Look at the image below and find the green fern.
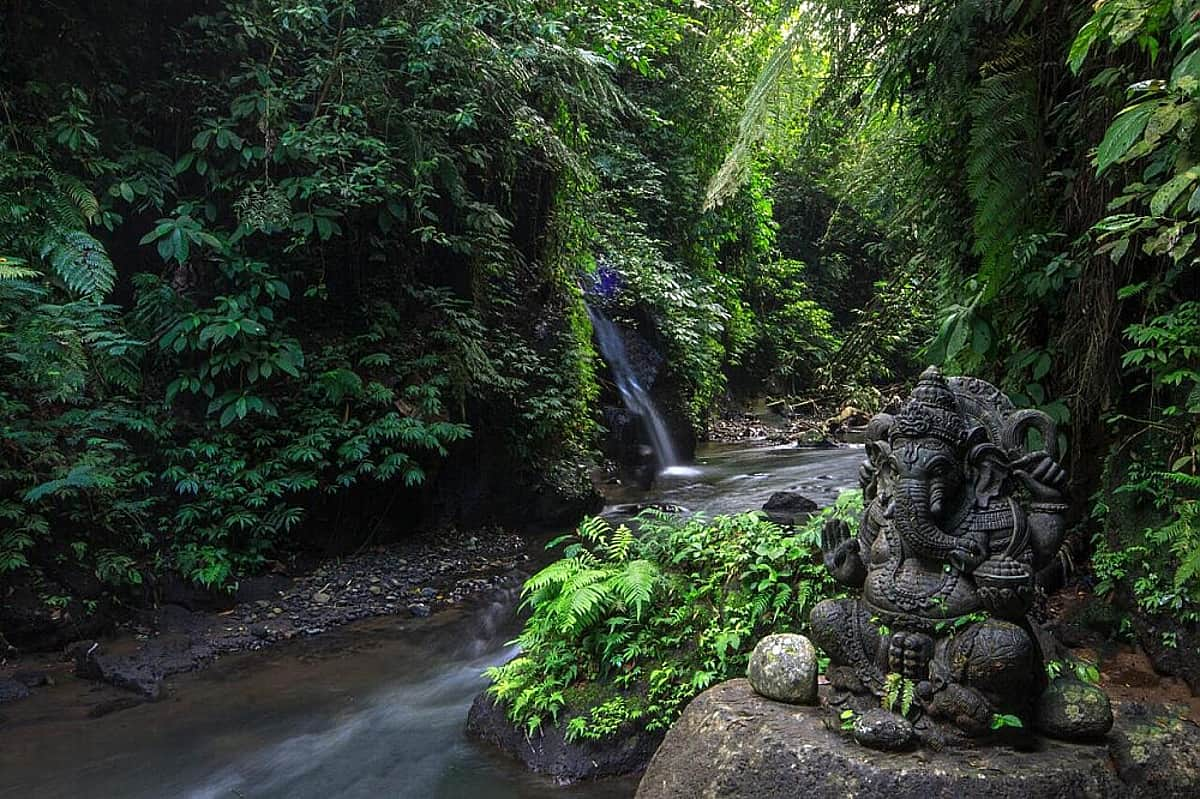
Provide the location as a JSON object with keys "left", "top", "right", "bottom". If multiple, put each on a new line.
{"left": 52, "top": 172, "right": 100, "bottom": 224}
{"left": 39, "top": 231, "right": 116, "bottom": 300}
{"left": 0, "top": 256, "right": 40, "bottom": 281}
{"left": 881, "top": 672, "right": 917, "bottom": 716}
{"left": 966, "top": 34, "right": 1043, "bottom": 298}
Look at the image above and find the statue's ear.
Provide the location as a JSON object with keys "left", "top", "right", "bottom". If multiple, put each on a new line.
{"left": 866, "top": 439, "right": 892, "bottom": 464}
{"left": 968, "top": 442, "right": 1010, "bottom": 508}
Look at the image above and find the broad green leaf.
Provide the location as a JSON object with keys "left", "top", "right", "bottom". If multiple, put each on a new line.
{"left": 1068, "top": 15, "right": 1101, "bottom": 74}
{"left": 1150, "top": 168, "right": 1199, "bottom": 216}
{"left": 1171, "top": 49, "right": 1200, "bottom": 91}
{"left": 1095, "top": 101, "right": 1157, "bottom": 174}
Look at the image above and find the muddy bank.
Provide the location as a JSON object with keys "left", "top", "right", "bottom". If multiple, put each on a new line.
{"left": 0, "top": 527, "right": 526, "bottom": 715}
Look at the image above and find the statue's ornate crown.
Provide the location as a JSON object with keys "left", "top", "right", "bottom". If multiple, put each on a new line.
{"left": 893, "top": 366, "right": 966, "bottom": 445}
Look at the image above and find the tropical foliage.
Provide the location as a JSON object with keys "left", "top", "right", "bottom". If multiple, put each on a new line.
{"left": 0, "top": 1, "right": 811, "bottom": 599}
{"left": 3, "top": 0, "right": 1197, "bottom": 706}
{"left": 486, "top": 494, "right": 861, "bottom": 739}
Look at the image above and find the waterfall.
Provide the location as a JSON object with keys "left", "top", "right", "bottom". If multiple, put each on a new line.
{"left": 586, "top": 304, "right": 684, "bottom": 472}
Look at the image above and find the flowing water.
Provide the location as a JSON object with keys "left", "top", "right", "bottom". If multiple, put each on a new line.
{"left": 0, "top": 442, "right": 863, "bottom": 799}
{"left": 585, "top": 306, "right": 688, "bottom": 473}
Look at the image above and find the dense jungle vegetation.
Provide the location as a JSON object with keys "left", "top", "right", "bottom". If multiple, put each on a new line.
{"left": 1, "top": 0, "right": 1197, "bottom": 697}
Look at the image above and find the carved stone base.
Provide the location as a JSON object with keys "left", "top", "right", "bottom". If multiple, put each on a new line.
{"left": 636, "top": 679, "right": 1200, "bottom": 799}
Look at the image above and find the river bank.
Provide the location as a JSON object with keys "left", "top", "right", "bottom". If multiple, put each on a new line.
{"left": 0, "top": 526, "right": 527, "bottom": 716}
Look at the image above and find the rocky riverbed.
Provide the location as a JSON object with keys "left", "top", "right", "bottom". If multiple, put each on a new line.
{"left": 0, "top": 526, "right": 527, "bottom": 717}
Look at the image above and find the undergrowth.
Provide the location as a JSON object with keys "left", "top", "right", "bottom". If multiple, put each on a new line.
{"left": 485, "top": 491, "right": 862, "bottom": 740}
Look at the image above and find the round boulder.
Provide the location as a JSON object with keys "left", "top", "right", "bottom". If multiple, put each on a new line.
{"left": 747, "top": 633, "right": 818, "bottom": 705}
{"left": 1035, "top": 678, "right": 1113, "bottom": 740}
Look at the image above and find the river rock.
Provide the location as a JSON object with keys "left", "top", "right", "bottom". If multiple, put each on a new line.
{"left": 762, "top": 491, "right": 818, "bottom": 514}
{"left": 761, "top": 491, "right": 818, "bottom": 526}
{"left": 71, "top": 641, "right": 165, "bottom": 700}
{"left": 746, "top": 633, "right": 817, "bottom": 704}
{"left": 11, "top": 670, "right": 51, "bottom": 688}
{"left": 0, "top": 679, "right": 30, "bottom": 705}
{"left": 234, "top": 574, "right": 292, "bottom": 604}
{"left": 852, "top": 708, "right": 915, "bottom": 751}
{"left": 1108, "top": 702, "right": 1200, "bottom": 789}
{"left": 635, "top": 679, "right": 1200, "bottom": 799}
{"left": 466, "top": 690, "right": 664, "bottom": 782}
{"left": 1035, "top": 678, "right": 1113, "bottom": 740}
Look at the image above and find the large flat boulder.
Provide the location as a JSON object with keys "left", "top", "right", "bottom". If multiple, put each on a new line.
{"left": 636, "top": 679, "right": 1200, "bottom": 799}
{"left": 466, "top": 691, "right": 664, "bottom": 783}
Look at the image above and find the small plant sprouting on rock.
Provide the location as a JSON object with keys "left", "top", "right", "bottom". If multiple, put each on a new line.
{"left": 1045, "top": 657, "right": 1101, "bottom": 685}
{"left": 881, "top": 672, "right": 916, "bottom": 717}
{"left": 990, "top": 713, "right": 1024, "bottom": 731}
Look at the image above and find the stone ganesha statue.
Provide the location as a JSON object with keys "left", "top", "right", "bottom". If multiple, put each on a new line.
{"left": 810, "top": 367, "right": 1071, "bottom": 737}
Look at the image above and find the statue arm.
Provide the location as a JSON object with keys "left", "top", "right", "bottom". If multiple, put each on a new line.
{"left": 1028, "top": 506, "right": 1068, "bottom": 570}
{"left": 1012, "top": 451, "right": 1070, "bottom": 570}
{"left": 821, "top": 517, "right": 868, "bottom": 587}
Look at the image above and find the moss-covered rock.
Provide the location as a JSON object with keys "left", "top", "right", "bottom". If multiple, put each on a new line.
{"left": 1034, "top": 678, "right": 1113, "bottom": 741}
{"left": 746, "top": 633, "right": 818, "bottom": 705}
{"left": 465, "top": 691, "right": 664, "bottom": 783}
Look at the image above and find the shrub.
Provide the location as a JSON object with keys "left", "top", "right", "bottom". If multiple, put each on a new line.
{"left": 485, "top": 491, "right": 863, "bottom": 739}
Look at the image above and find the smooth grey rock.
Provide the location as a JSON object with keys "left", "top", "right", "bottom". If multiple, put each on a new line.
{"left": 746, "top": 633, "right": 817, "bottom": 705}
{"left": 635, "top": 679, "right": 1200, "bottom": 799}
{"left": 1035, "top": 678, "right": 1113, "bottom": 740}
{"left": 852, "top": 708, "right": 915, "bottom": 751}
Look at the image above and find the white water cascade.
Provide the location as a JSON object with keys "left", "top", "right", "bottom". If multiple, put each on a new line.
{"left": 586, "top": 304, "right": 693, "bottom": 476}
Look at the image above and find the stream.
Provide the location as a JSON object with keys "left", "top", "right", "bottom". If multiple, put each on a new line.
{"left": 0, "top": 442, "right": 863, "bottom": 799}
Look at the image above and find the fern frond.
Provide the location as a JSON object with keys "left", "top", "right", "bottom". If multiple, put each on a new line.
{"left": 39, "top": 231, "right": 116, "bottom": 300}
{"left": 0, "top": 256, "right": 40, "bottom": 281}
{"left": 605, "top": 524, "right": 636, "bottom": 562}
{"left": 53, "top": 172, "right": 100, "bottom": 223}
{"left": 966, "top": 34, "right": 1042, "bottom": 296}
{"left": 578, "top": 515, "right": 611, "bottom": 546}
{"left": 611, "top": 559, "right": 660, "bottom": 620}
{"left": 1160, "top": 472, "right": 1200, "bottom": 490}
